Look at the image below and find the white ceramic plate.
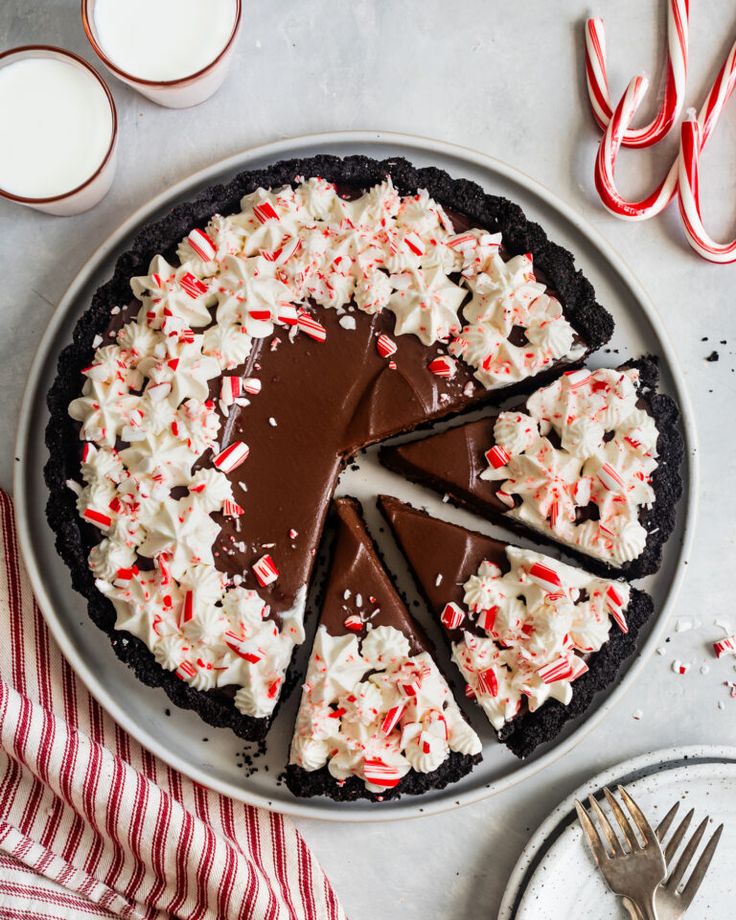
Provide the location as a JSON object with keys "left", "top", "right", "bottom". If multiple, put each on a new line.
{"left": 14, "top": 132, "right": 697, "bottom": 821}
{"left": 499, "top": 745, "right": 736, "bottom": 919}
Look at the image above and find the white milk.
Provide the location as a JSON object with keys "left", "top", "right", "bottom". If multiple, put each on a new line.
{"left": 0, "top": 58, "right": 113, "bottom": 199}
{"left": 93, "top": 0, "right": 237, "bottom": 82}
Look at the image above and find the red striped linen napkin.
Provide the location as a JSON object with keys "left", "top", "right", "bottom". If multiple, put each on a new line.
{"left": 0, "top": 490, "right": 346, "bottom": 920}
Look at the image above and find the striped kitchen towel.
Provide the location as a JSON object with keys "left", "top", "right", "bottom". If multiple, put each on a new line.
{"left": 0, "top": 490, "right": 345, "bottom": 920}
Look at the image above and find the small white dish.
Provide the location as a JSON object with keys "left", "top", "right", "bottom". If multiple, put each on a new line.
{"left": 0, "top": 46, "right": 118, "bottom": 216}
{"left": 82, "top": 0, "right": 243, "bottom": 109}
{"left": 500, "top": 745, "right": 736, "bottom": 919}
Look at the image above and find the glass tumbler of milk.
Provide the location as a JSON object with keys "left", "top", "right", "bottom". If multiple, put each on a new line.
{"left": 0, "top": 46, "right": 118, "bottom": 216}
{"left": 82, "top": 0, "right": 243, "bottom": 108}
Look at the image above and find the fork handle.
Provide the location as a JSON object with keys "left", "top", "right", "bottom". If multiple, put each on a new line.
{"left": 633, "top": 893, "right": 659, "bottom": 920}
{"left": 622, "top": 898, "right": 641, "bottom": 919}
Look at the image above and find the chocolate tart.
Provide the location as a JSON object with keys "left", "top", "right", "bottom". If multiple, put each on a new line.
{"left": 380, "top": 358, "right": 683, "bottom": 580}
{"left": 44, "top": 154, "right": 614, "bottom": 741}
{"left": 286, "top": 497, "right": 481, "bottom": 802}
{"left": 377, "top": 495, "right": 654, "bottom": 759}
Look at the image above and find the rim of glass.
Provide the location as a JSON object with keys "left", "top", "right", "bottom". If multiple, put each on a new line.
{"left": 0, "top": 45, "right": 118, "bottom": 206}
{"left": 81, "top": 0, "right": 243, "bottom": 89}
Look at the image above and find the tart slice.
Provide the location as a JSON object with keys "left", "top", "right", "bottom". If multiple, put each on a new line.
{"left": 380, "top": 359, "right": 683, "bottom": 579}
{"left": 377, "top": 495, "right": 653, "bottom": 759}
{"left": 286, "top": 496, "right": 482, "bottom": 802}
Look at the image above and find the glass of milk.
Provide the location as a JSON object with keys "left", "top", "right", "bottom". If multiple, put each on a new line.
{"left": 0, "top": 46, "right": 118, "bottom": 216}
{"left": 82, "top": 0, "right": 243, "bottom": 108}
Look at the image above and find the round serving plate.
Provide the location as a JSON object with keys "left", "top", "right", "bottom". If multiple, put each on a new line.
{"left": 498, "top": 745, "right": 736, "bottom": 919}
{"left": 14, "top": 131, "right": 698, "bottom": 821}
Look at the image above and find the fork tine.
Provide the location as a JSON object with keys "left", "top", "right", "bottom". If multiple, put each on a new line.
{"left": 679, "top": 824, "right": 724, "bottom": 908}
{"left": 617, "top": 785, "right": 659, "bottom": 846}
{"left": 588, "top": 795, "right": 625, "bottom": 857}
{"left": 655, "top": 802, "right": 680, "bottom": 841}
{"left": 663, "top": 808, "right": 694, "bottom": 865}
{"left": 575, "top": 800, "right": 607, "bottom": 867}
{"left": 603, "top": 787, "right": 640, "bottom": 850}
{"left": 666, "top": 816, "right": 709, "bottom": 891}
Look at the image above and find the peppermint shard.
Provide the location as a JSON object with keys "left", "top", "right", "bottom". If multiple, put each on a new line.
{"left": 286, "top": 497, "right": 482, "bottom": 801}
{"left": 380, "top": 359, "right": 683, "bottom": 579}
{"left": 377, "top": 495, "right": 654, "bottom": 758}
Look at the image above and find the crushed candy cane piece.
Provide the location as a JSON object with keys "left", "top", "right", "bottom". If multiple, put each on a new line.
{"left": 213, "top": 441, "right": 250, "bottom": 473}
{"left": 253, "top": 201, "right": 279, "bottom": 223}
{"left": 485, "top": 445, "right": 510, "bottom": 469}
{"left": 606, "top": 584, "right": 628, "bottom": 633}
{"left": 243, "top": 377, "right": 262, "bottom": 395}
{"left": 380, "top": 704, "right": 406, "bottom": 735}
{"left": 564, "top": 368, "right": 593, "bottom": 389}
{"left": 179, "top": 272, "right": 208, "bottom": 299}
{"left": 296, "top": 311, "right": 327, "bottom": 342}
{"left": 252, "top": 554, "right": 278, "bottom": 587}
{"left": 82, "top": 508, "right": 112, "bottom": 530}
{"left": 597, "top": 462, "right": 625, "bottom": 492}
{"left": 376, "top": 334, "right": 397, "bottom": 358}
{"left": 440, "top": 602, "right": 465, "bottom": 630}
{"left": 714, "top": 635, "right": 736, "bottom": 658}
{"left": 428, "top": 356, "right": 457, "bottom": 379}
{"left": 477, "top": 667, "right": 499, "bottom": 697}
{"left": 187, "top": 228, "right": 216, "bottom": 261}
{"left": 363, "top": 758, "right": 402, "bottom": 788}
{"left": 529, "top": 562, "right": 563, "bottom": 594}
{"left": 537, "top": 656, "right": 574, "bottom": 684}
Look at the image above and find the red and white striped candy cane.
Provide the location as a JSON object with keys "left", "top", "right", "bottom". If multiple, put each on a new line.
{"left": 677, "top": 41, "right": 736, "bottom": 262}
{"left": 595, "top": 40, "right": 736, "bottom": 224}
{"left": 585, "top": 2, "right": 690, "bottom": 148}
{"left": 595, "top": 75, "right": 681, "bottom": 220}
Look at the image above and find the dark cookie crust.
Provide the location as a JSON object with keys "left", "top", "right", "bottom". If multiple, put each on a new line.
{"left": 498, "top": 587, "right": 654, "bottom": 758}
{"left": 284, "top": 750, "right": 482, "bottom": 803}
{"left": 44, "top": 154, "right": 614, "bottom": 741}
{"left": 620, "top": 357, "right": 684, "bottom": 580}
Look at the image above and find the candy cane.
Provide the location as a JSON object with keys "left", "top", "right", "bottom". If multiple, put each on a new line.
{"left": 595, "top": 42, "right": 736, "bottom": 223}
{"left": 677, "top": 41, "right": 736, "bottom": 262}
{"left": 585, "top": 2, "right": 690, "bottom": 148}
{"left": 679, "top": 119, "right": 736, "bottom": 262}
{"left": 595, "top": 75, "right": 681, "bottom": 220}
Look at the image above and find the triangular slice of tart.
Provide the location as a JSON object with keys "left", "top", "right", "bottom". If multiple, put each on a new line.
{"left": 380, "top": 359, "right": 683, "bottom": 579}
{"left": 286, "top": 496, "right": 482, "bottom": 802}
{"left": 377, "top": 495, "right": 653, "bottom": 759}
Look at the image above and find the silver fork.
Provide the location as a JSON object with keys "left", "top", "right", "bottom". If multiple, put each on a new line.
{"left": 622, "top": 802, "right": 724, "bottom": 919}
{"left": 576, "top": 785, "right": 666, "bottom": 920}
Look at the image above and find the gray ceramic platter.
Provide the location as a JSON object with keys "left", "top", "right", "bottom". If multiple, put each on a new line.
{"left": 14, "top": 132, "right": 697, "bottom": 821}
